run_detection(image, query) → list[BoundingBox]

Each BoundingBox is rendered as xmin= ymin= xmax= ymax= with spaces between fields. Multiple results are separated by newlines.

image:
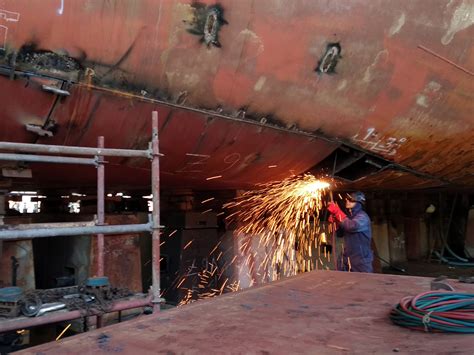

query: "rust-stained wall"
xmin=0 ymin=240 xmax=35 ymax=290
xmin=372 ymin=222 xmax=390 ymax=265
xmin=0 ymin=216 xmax=36 ymax=290
xmin=89 ymin=214 xmax=146 ymax=292
xmin=0 ymin=212 xmax=145 ymax=292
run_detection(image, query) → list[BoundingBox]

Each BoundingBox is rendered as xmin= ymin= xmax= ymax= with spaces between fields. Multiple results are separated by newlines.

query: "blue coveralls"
xmin=336 ymin=203 xmax=373 ymax=273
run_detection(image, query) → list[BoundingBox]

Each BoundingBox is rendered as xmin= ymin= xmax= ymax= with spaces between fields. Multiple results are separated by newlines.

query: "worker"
xmin=327 ymin=191 xmax=373 ymax=273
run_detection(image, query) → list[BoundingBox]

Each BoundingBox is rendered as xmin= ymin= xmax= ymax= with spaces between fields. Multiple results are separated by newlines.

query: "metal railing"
xmin=0 ymin=111 xmax=162 ymax=331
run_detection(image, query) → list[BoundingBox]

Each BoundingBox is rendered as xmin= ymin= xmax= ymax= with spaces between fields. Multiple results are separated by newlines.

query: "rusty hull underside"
xmin=0 ymin=0 xmax=473 ymax=191
xmin=22 ymin=271 xmax=474 ymax=354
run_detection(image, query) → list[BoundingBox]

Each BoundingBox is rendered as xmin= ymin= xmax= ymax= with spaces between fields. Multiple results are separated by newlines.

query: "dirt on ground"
xmin=382 ymin=260 xmax=474 ymax=280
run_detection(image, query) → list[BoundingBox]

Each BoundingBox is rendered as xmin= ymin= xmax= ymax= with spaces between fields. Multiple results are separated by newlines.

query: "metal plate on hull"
xmin=0 ymin=0 xmax=472 ymax=189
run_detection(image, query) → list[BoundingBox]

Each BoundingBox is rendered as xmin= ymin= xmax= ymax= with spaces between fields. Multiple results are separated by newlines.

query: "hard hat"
xmin=347 ymin=191 xmax=366 ymax=204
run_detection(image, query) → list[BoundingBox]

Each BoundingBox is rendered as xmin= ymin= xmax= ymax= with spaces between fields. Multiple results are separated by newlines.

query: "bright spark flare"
xmin=177 ymin=258 xmax=241 ymax=307
xmin=224 ymin=174 xmax=331 ymax=278
xmin=172 ymin=174 xmax=334 ymax=307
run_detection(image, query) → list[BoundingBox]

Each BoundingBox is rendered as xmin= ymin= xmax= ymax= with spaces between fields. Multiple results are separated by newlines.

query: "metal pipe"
xmin=151 ymin=111 xmax=161 ymax=311
xmin=329 ymin=191 xmax=338 ymax=271
xmin=97 ymin=136 xmax=105 ymax=277
xmin=96 ymin=137 xmax=106 ymax=329
xmin=0 ymin=223 xmax=153 ymax=241
xmin=0 ymin=142 xmax=152 ymax=158
xmin=0 ymin=296 xmax=152 ymax=333
xmin=0 ymin=153 xmax=97 ymax=165
xmin=36 ymin=302 xmax=67 ymax=317
xmin=0 ymin=221 xmax=95 ymax=231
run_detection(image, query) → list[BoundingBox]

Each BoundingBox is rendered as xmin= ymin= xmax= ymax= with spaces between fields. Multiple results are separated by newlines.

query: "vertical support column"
xmin=329 ymin=191 xmax=338 ymax=271
xmin=0 ymin=190 xmax=5 ymax=216
xmin=0 ymin=191 xmax=5 ymax=258
xmin=96 ymin=136 xmax=105 ymax=328
xmin=151 ymin=111 xmax=161 ymax=312
xmin=97 ymin=136 xmax=105 ymax=276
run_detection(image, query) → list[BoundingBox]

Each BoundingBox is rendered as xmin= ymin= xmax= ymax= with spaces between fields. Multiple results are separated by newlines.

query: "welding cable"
xmin=390 ymin=291 xmax=474 ymax=333
xmin=440 ymin=242 xmax=470 ymax=263
xmin=433 ymin=251 xmax=474 ymax=267
xmin=465 ymin=248 xmax=473 ymax=259
xmin=436 ymin=193 xmax=472 ymax=265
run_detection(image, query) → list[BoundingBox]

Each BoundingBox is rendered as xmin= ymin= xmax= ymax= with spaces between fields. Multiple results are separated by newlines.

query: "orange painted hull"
xmin=0 ymin=0 xmax=472 ymax=189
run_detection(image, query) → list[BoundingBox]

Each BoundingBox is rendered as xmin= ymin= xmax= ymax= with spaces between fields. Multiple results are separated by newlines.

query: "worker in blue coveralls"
xmin=327 ymin=191 xmax=373 ymax=273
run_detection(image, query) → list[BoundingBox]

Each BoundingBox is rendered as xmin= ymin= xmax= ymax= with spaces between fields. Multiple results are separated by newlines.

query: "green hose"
xmin=390 ymin=291 xmax=474 ymax=333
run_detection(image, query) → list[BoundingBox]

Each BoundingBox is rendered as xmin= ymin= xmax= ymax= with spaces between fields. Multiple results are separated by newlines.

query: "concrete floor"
xmin=21 ymin=270 xmax=474 ymax=354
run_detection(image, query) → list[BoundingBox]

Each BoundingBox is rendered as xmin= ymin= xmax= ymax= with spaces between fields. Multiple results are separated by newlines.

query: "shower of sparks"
xmin=168 ymin=174 xmax=334 ymax=307
xmin=183 ymin=240 xmax=194 ymax=250
xmin=177 ymin=258 xmax=240 ymax=307
xmin=169 ymin=229 xmax=177 ymax=237
xmin=206 ymin=175 xmax=222 ymax=180
xmin=224 ymin=174 xmax=331 ymax=278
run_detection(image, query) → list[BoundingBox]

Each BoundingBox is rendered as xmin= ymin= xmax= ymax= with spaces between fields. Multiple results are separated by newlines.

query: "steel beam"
xmin=0 ymin=221 xmax=95 ymax=231
xmin=97 ymin=136 xmax=105 ymax=277
xmin=0 ymin=223 xmax=154 ymax=241
xmin=151 ymin=111 xmax=161 ymax=312
xmin=96 ymin=136 xmax=105 ymax=329
xmin=0 ymin=153 xmax=97 ymax=165
xmin=0 ymin=142 xmax=153 ymax=158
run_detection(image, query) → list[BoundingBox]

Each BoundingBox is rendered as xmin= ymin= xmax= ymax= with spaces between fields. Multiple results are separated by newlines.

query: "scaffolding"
xmin=0 ymin=111 xmax=162 ymax=332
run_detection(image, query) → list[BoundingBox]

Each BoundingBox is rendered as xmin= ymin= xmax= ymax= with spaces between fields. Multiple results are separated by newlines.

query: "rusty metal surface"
xmin=151 ymin=112 xmax=161 ymax=310
xmin=0 ymin=295 xmax=152 ymax=333
xmin=96 ymin=136 xmax=105 ymax=277
xmin=22 ymin=270 xmax=474 ymax=354
xmin=347 ymin=169 xmax=446 ymax=191
xmin=1 ymin=84 xmax=338 ymax=190
xmin=0 ymin=0 xmax=473 ymax=189
xmin=0 ymin=77 xmax=57 ymax=143
xmin=89 ymin=215 xmax=145 ymax=293
xmin=0 ymin=239 xmax=35 ymax=290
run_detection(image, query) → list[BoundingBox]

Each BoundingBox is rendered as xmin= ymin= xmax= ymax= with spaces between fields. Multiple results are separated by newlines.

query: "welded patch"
xmin=363 ymin=49 xmax=388 ymax=83
xmin=442 ymin=0 xmax=474 ymax=45
xmin=415 ymin=81 xmax=442 ymax=108
xmin=315 ymin=43 xmax=342 ymax=74
xmin=389 ymin=13 xmax=406 ymax=37
xmin=254 ymin=76 xmax=266 ymax=91
xmin=416 ymin=95 xmax=429 ymax=108
xmin=185 ymin=3 xmax=228 ymax=48
xmin=12 ymin=43 xmax=83 ymax=73
xmin=337 ymin=79 xmax=348 ymax=91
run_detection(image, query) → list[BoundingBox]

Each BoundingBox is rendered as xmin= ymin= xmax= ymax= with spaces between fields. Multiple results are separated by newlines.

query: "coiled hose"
xmin=390 ymin=291 xmax=474 ymax=333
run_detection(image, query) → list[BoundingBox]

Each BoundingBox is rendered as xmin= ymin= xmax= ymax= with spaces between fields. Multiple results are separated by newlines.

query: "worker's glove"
xmin=327 ymin=202 xmax=347 ymax=223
